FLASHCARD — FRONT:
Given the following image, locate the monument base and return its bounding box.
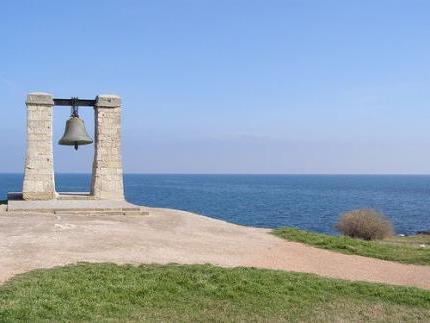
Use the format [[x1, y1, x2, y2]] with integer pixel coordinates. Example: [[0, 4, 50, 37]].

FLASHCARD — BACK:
[[5, 192, 148, 216]]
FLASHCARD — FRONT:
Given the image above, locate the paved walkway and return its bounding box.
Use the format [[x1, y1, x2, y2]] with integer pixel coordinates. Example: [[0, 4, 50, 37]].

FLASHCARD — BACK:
[[1, 208, 429, 289]]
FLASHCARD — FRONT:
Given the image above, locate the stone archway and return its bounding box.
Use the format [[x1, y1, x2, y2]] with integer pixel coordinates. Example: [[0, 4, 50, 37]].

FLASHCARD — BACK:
[[22, 92, 124, 201]]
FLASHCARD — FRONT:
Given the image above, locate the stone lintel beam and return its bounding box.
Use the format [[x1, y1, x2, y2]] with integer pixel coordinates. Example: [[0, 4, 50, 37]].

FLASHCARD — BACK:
[[25, 92, 54, 106], [95, 94, 121, 108]]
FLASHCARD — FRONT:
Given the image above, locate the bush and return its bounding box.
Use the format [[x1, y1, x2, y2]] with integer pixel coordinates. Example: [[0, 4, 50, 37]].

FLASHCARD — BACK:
[[335, 209, 394, 240]]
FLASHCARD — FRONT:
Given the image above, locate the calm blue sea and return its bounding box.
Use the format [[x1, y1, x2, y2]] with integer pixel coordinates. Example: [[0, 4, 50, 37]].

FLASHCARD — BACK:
[[1, 174, 430, 235]]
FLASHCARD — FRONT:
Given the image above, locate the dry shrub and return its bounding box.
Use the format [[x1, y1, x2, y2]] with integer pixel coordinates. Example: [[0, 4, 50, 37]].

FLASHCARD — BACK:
[[335, 209, 394, 240]]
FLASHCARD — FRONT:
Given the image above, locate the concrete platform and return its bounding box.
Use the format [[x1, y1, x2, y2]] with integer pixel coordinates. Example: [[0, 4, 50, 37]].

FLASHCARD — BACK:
[[8, 192, 96, 201], [5, 192, 148, 216]]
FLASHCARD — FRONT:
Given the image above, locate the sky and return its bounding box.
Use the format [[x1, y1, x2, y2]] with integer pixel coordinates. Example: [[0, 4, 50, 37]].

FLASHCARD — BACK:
[[1, 0, 429, 174]]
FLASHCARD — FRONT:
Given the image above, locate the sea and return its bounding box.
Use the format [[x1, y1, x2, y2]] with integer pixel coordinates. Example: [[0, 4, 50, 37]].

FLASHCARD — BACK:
[[1, 174, 430, 235]]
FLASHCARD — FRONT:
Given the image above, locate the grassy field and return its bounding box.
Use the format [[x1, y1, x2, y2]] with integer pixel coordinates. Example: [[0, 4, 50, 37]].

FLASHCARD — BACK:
[[273, 227, 430, 265], [0, 263, 429, 322]]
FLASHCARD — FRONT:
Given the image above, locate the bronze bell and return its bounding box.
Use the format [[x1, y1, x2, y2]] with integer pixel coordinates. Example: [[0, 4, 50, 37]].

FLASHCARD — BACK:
[[59, 107, 93, 150]]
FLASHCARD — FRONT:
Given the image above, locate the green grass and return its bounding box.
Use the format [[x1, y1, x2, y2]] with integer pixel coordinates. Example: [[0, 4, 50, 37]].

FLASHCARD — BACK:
[[1, 263, 430, 322], [273, 227, 430, 265]]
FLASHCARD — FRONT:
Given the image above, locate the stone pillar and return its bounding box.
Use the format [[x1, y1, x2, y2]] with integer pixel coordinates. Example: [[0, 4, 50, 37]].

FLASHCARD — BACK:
[[22, 92, 56, 200], [91, 95, 125, 200]]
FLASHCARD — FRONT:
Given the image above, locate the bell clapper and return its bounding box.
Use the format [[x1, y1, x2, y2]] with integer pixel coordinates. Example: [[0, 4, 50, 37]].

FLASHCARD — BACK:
[[71, 103, 80, 151]]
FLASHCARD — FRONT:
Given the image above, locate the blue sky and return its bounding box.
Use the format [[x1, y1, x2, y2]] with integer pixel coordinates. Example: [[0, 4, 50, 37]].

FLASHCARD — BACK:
[[1, 0, 429, 174]]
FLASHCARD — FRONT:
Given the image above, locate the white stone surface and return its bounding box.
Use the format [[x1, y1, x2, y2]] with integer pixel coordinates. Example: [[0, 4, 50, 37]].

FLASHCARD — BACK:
[[7, 197, 139, 210]]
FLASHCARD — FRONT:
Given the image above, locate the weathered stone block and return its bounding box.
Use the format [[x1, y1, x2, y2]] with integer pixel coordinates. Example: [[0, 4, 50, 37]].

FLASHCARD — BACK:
[[90, 94, 124, 200], [22, 92, 56, 201]]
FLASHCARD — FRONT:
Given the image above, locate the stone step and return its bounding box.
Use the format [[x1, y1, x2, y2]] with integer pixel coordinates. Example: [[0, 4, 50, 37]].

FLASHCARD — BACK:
[[5, 207, 149, 216], [57, 193, 94, 200]]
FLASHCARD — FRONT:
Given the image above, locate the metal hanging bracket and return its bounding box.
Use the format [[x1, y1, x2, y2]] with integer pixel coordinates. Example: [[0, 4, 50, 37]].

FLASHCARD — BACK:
[[53, 98, 96, 107]]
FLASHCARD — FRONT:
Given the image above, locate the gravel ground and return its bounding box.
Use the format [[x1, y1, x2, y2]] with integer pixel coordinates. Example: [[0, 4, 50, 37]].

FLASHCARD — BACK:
[[1, 207, 429, 289]]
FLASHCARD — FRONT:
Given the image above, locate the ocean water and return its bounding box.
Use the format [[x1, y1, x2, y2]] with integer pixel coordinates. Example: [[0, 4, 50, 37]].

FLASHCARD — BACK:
[[1, 174, 430, 235]]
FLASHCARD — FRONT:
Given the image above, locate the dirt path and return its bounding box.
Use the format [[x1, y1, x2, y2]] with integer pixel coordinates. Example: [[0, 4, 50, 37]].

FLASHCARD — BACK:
[[1, 207, 429, 289]]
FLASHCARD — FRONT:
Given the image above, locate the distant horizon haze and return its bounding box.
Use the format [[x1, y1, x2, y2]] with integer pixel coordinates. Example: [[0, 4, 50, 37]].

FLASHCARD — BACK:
[[3, 172, 430, 176]]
